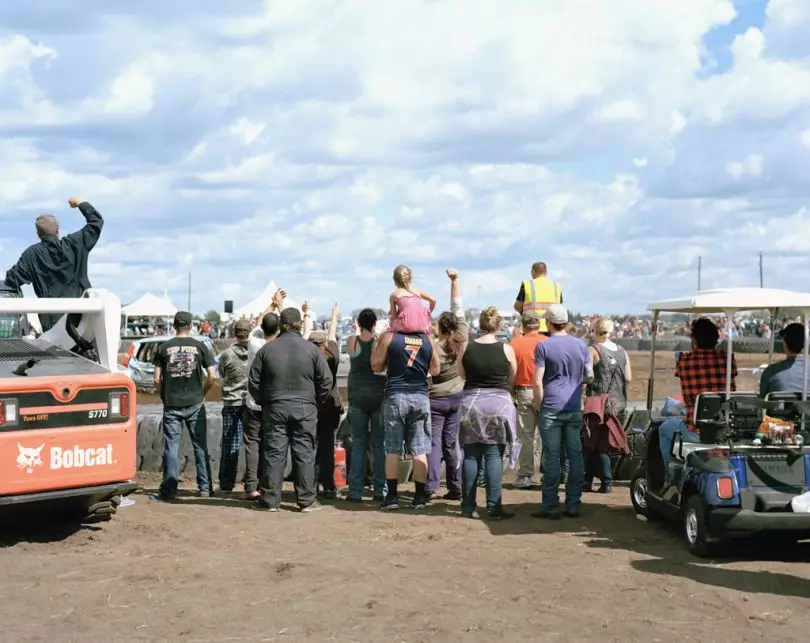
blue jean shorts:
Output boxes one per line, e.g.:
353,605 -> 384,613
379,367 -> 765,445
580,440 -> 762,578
382,392 -> 432,456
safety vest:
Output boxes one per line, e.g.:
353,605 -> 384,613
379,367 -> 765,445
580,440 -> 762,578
522,277 -> 561,332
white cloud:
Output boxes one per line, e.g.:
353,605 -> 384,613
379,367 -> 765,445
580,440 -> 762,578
726,154 -> 764,180
229,117 -> 266,145
2,0 -> 810,315
101,66 -> 154,116
670,111 -> 687,135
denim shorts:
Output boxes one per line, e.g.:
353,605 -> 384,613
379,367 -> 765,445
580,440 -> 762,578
382,392 -> 432,456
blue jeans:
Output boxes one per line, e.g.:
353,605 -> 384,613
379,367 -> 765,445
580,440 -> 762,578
461,443 -> 506,515
658,418 -> 699,462
160,402 -> 211,498
347,404 -> 387,500
539,409 -> 584,514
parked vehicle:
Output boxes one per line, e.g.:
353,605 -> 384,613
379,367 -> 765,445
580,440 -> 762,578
630,287 -> 810,556
0,287 -> 137,524
126,335 -> 220,393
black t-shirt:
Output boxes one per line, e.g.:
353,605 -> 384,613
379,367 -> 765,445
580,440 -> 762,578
154,336 -> 216,407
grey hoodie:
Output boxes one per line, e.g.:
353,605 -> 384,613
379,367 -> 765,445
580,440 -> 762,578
219,341 -> 249,406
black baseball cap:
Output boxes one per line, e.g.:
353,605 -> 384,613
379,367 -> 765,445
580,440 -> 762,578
174,311 -> 193,327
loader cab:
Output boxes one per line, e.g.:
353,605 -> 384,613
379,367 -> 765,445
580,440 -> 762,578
0,281 -> 28,339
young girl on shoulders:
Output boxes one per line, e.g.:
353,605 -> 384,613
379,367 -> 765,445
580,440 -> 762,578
387,264 -> 436,334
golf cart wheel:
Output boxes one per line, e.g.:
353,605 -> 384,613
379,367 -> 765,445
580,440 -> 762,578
630,469 -> 659,520
684,496 -> 716,557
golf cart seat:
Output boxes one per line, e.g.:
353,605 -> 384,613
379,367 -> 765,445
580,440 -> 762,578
764,391 -> 802,421
694,392 -> 761,442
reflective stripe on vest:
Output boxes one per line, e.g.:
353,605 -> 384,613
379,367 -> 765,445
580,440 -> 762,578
522,278 -> 560,314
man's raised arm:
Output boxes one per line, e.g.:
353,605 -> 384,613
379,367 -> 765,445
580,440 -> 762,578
65,196 -> 104,252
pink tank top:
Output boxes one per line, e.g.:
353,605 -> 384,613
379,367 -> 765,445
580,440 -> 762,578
389,294 -> 432,334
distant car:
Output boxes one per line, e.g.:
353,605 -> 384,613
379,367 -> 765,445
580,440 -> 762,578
125,335 -> 220,392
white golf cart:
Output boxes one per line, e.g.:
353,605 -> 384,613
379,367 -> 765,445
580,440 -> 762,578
630,287 -> 810,556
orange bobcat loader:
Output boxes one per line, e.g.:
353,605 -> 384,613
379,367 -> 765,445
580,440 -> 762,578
0,285 -> 136,523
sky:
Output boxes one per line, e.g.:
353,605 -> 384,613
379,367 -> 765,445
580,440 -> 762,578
1,0 -> 809,317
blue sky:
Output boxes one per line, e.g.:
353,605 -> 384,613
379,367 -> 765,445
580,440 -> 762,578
1,0 -> 809,316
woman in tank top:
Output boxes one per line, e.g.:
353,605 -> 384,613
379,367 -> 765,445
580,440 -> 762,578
426,269 -> 469,501
584,317 -> 632,493
346,308 -> 387,502
456,307 -> 518,521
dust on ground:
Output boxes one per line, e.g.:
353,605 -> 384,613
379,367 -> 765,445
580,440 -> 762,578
2,472 -> 810,642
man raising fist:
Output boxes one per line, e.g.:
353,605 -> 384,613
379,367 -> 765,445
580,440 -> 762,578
3,196 -> 104,331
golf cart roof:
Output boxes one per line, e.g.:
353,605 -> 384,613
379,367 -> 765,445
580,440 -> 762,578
646,287 -> 810,314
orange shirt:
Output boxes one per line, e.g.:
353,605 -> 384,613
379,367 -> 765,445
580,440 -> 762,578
510,331 -> 548,386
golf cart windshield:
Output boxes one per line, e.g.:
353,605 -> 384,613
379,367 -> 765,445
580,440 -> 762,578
645,288 -> 810,412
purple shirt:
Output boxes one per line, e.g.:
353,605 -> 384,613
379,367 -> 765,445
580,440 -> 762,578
535,335 -> 592,413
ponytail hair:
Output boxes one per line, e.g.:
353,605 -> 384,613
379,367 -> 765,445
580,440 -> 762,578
393,264 -> 412,289
438,311 -> 461,360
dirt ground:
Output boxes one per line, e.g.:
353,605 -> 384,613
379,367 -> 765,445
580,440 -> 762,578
2,472 -> 810,642
1,351 -> 796,642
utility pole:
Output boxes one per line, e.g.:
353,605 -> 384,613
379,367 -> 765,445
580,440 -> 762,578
759,252 -> 764,288
187,272 -> 192,312
697,256 -> 702,291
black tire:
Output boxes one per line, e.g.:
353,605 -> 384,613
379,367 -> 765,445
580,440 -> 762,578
630,468 -> 660,521
684,495 -> 717,557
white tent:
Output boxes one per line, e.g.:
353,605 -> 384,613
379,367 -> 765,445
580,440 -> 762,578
122,292 -> 178,317
231,280 -> 313,324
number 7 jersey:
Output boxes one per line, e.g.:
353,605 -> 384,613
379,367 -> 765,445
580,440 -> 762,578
385,332 -> 433,395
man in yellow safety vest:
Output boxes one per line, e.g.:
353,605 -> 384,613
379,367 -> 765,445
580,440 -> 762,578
513,262 -> 563,336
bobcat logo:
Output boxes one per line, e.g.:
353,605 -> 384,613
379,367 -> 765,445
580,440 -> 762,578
16,443 -> 44,474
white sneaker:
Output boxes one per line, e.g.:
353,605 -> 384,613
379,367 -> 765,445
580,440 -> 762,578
514,477 -> 535,489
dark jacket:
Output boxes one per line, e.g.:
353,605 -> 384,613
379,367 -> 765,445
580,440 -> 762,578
248,331 -> 333,409
4,202 -> 104,331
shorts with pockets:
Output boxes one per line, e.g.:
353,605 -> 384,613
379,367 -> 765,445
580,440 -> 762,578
382,392 -> 432,456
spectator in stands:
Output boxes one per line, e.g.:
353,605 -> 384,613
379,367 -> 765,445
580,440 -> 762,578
658,318 -> 737,464
513,261 -> 562,336
249,308 -> 333,512
426,269 -> 468,502
243,310 -> 281,500
457,307 -> 517,520
584,318 -> 631,493
4,196 -> 103,332
510,310 -> 547,489
759,323 -> 806,397
153,311 -> 218,501
309,304 -> 343,499
217,319 -> 252,494
346,308 -> 387,502
532,304 -> 592,519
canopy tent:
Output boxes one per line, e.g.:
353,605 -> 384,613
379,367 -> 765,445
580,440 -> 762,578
646,287 -> 810,314
122,292 -> 178,318
230,280 -> 311,322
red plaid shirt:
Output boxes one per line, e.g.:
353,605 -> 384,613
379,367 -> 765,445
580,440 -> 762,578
676,348 -> 738,431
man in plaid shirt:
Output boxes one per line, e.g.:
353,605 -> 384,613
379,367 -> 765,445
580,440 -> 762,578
658,318 -> 737,465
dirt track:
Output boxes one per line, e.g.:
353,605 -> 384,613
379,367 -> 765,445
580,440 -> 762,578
2,473 -> 810,642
